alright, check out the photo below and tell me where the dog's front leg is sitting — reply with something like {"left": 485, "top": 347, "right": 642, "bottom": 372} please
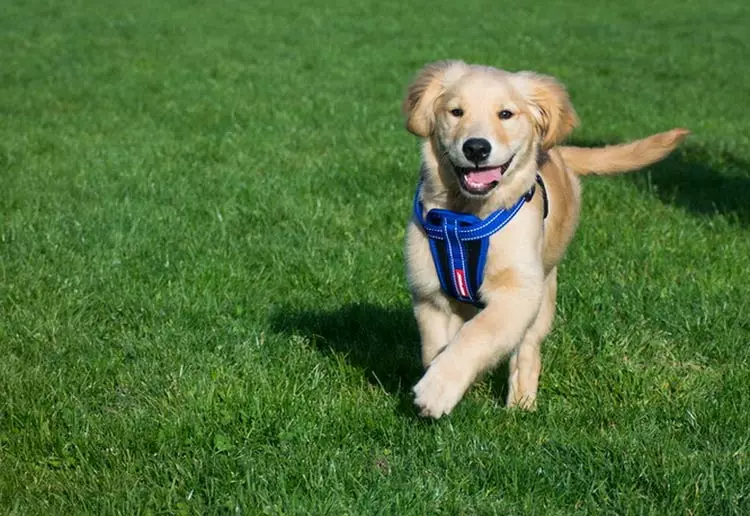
{"left": 506, "top": 269, "right": 558, "bottom": 410}
{"left": 413, "top": 275, "right": 543, "bottom": 418}
{"left": 414, "top": 299, "right": 465, "bottom": 368}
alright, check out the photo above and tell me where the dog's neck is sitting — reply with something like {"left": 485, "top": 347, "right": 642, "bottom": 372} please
{"left": 419, "top": 139, "right": 540, "bottom": 219}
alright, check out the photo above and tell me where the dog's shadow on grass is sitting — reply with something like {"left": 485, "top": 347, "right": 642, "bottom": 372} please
{"left": 270, "top": 302, "right": 513, "bottom": 415}
{"left": 571, "top": 139, "right": 750, "bottom": 225}
{"left": 270, "top": 303, "right": 424, "bottom": 415}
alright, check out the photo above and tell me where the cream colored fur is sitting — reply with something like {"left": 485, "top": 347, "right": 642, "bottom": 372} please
{"left": 403, "top": 60, "right": 689, "bottom": 418}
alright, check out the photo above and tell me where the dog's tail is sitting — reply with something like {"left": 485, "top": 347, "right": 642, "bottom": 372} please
{"left": 558, "top": 128, "right": 689, "bottom": 176}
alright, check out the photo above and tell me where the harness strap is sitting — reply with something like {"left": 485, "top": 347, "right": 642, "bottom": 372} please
{"left": 537, "top": 174, "right": 549, "bottom": 218}
{"left": 413, "top": 175, "right": 548, "bottom": 306}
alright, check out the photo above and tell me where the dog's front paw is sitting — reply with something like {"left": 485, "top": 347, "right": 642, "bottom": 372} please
{"left": 412, "top": 356, "right": 471, "bottom": 419}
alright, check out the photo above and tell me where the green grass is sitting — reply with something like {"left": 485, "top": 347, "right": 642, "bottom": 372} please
{"left": 1, "top": 0, "right": 749, "bottom": 513}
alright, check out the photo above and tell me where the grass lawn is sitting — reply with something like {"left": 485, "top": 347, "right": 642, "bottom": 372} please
{"left": 1, "top": 0, "right": 749, "bottom": 513}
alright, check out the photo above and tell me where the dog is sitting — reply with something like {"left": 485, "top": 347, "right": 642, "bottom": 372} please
{"left": 402, "top": 60, "right": 688, "bottom": 418}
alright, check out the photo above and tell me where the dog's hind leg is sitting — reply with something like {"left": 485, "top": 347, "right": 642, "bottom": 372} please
{"left": 506, "top": 268, "right": 557, "bottom": 410}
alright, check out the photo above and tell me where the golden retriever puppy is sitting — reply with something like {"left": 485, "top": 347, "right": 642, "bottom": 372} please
{"left": 403, "top": 60, "right": 688, "bottom": 418}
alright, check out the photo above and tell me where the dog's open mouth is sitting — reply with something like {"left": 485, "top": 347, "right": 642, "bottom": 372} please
{"left": 456, "top": 156, "right": 514, "bottom": 196}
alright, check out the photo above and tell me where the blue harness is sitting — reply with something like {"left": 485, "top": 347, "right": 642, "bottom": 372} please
{"left": 413, "top": 175, "right": 548, "bottom": 307}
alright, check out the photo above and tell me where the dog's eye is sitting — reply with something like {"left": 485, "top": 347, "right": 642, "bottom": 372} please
{"left": 498, "top": 110, "right": 513, "bottom": 120}
{"left": 450, "top": 108, "right": 464, "bottom": 117}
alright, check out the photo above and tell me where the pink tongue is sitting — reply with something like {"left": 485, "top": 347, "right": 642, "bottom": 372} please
{"left": 465, "top": 167, "right": 502, "bottom": 187}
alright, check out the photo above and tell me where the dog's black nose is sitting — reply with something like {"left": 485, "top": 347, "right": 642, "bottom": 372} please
{"left": 462, "top": 138, "right": 492, "bottom": 165}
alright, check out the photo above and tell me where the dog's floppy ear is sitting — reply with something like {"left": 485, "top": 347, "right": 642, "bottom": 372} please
{"left": 403, "top": 60, "right": 469, "bottom": 137}
{"left": 512, "top": 72, "right": 578, "bottom": 149}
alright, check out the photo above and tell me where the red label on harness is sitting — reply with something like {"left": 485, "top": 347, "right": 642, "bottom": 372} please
{"left": 454, "top": 269, "right": 469, "bottom": 298}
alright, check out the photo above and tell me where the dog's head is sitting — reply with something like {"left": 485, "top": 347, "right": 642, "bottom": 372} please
{"left": 403, "top": 61, "right": 578, "bottom": 198}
